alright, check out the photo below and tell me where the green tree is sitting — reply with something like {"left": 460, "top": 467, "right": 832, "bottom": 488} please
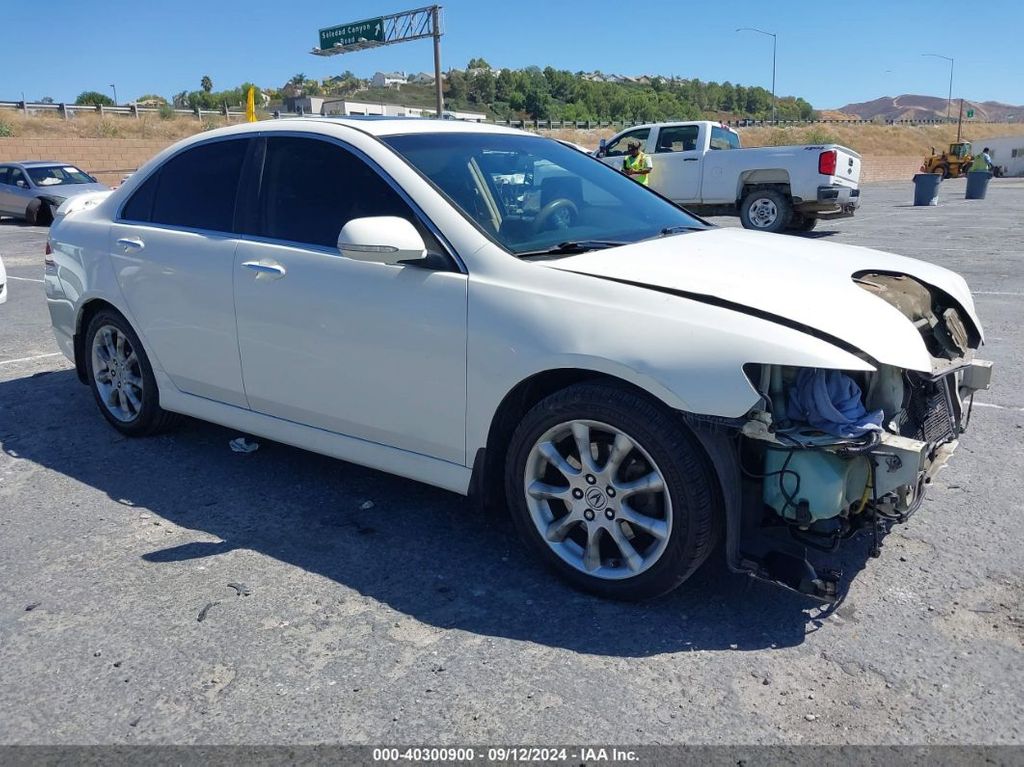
{"left": 468, "top": 70, "right": 495, "bottom": 104}
{"left": 467, "top": 57, "right": 491, "bottom": 69}
{"left": 445, "top": 69, "right": 468, "bottom": 103}
{"left": 201, "top": 75, "right": 213, "bottom": 93}
{"left": 75, "top": 91, "right": 114, "bottom": 106}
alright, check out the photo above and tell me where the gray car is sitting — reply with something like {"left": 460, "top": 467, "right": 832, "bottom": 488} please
{"left": 0, "top": 161, "right": 109, "bottom": 226}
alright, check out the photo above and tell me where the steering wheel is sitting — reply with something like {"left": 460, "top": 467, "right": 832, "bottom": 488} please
{"left": 531, "top": 198, "right": 578, "bottom": 235}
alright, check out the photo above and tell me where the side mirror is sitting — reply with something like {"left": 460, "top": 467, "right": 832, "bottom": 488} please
{"left": 337, "top": 216, "right": 427, "bottom": 265}
{"left": 596, "top": 138, "right": 607, "bottom": 157}
{"left": 16, "top": 180, "right": 27, "bottom": 188}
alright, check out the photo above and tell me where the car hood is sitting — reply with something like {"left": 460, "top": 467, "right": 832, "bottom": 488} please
{"left": 545, "top": 227, "right": 983, "bottom": 372}
{"left": 36, "top": 182, "right": 110, "bottom": 201}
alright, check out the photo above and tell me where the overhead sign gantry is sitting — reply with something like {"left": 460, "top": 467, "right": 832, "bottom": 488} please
{"left": 312, "top": 6, "right": 444, "bottom": 119}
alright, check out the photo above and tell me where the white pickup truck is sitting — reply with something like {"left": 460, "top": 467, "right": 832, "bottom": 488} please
{"left": 596, "top": 121, "right": 861, "bottom": 233}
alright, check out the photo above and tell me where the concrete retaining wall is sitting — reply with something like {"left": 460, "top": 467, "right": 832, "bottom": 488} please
{"left": 0, "top": 138, "right": 169, "bottom": 185}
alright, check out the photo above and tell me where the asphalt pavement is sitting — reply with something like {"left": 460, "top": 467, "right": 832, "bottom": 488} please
{"left": 1, "top": 179, "right": 1022, "bottom": 745}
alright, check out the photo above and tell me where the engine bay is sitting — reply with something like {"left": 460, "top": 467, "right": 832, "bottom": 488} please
{"left": 731, "top": 273, "right": 992, "bottom": 600}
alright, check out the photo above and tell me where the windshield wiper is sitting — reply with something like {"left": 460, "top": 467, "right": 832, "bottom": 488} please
{"left": 658, "top": 225, "right": 705, "bottom": 236}
{"left": 519, "top": 240, "right": 627, "bottom": 259}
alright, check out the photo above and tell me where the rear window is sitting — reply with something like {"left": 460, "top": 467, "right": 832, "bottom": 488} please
{"left": 129, "top": 139, "right": 248, "bottom": 232}
{"left": 710, "top": 126, "right": 740, "bottom": 150}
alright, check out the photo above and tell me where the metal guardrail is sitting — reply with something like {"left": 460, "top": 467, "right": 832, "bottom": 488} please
{"left": 0, "top": 100, "right": 252, "bottom": 120}
{"left": 0, "top": 99, "right": 1010, "bottom": 129}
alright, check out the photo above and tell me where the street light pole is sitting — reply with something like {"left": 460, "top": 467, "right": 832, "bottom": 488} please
{"left": 737, "top": 27, "right": 777, "bottom": 124}
{"left": 922, "top": 53, "right": 954, "bottom": 120}
{"left": 109, "top": 83, "right": 118, "bottom": 106}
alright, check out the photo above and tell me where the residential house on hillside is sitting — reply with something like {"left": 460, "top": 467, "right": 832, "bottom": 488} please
{"left": 408, "top": 72, "right": 436, "bottom": 85}
{"left": 371, "top": 71, "right": 407, "bottom": 88}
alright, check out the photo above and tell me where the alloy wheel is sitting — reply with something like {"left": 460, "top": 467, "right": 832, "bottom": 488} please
{"left": 90, "top": 324, "right": 145, "bottom": 422}
{"left": 523, "top": 419, "right": 673, "bottom": 580}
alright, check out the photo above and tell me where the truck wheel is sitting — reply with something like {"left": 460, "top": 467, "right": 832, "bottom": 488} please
{"left": 740, "top": 189, "right": 791, "bottom": 233}
{"left": 932, "top": 164, "right": 949, "bottom": 179}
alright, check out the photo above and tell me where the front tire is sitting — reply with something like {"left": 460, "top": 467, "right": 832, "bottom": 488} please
{"left": 739, "top": 188, "right": 792, "bottom": 233}
{"left": 84, "top": 309, "right": 180, "bottom": 436}
{"left": 25, "top": 198, "right": 53, "bottom": 226}
{"left": 505, "top": 382, "right": 719, "bottom": 601}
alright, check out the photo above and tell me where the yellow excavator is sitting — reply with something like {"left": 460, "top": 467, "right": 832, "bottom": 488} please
{"left": 922, "top": 141, "right": 973, "bottom": 178}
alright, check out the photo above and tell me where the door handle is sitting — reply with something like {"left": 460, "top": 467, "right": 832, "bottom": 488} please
{"left": 242, "top": 260, "right": 287, "bottom": 278}
{"left": 117, "top": 237, "right": 144, "bottom": 251}
{"left": 682, "top": 158, "right": 699, "bottom": 162}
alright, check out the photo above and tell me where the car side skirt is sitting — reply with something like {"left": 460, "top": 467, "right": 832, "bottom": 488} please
{"left": 157, "top": 376, "right": 473, "bottom": 496}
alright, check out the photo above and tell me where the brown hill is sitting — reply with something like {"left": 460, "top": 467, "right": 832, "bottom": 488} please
{"left": 839, "top": 95, "right": 1024, "bottom": 122}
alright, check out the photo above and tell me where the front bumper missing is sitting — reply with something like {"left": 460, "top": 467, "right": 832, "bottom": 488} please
{"left": 731, "top": 359, "right": 992, "bottom": 603}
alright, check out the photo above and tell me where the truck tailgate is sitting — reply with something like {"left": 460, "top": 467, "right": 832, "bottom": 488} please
{"left": 830, "top": 147, "right": 861, "bottom": 188}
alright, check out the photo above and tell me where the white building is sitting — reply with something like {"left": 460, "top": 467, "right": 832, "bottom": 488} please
{"left": 370, "top": 71, "right": 408, "bottom": 89}
{"left": 321, "top": 99, "right": 426, "bottom": 118}
{"left": 978, "top": 135, "right": 1024, "bottom": 177}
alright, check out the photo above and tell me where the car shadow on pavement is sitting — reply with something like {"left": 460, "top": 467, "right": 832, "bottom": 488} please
{"left": 1, "top": 370, "right": 878, "bottom": 657}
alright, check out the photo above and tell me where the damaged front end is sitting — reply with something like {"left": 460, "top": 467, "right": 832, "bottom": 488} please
{"left": 729, "top": 273, "right": 993, "bottom": 601}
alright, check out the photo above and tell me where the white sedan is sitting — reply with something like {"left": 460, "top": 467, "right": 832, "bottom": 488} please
{"left": 45, "top": 118, "right": 991, "bottom": 601}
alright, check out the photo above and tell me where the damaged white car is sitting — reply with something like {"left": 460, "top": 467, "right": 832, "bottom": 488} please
{"left": 45, "top": 119, "right": 992, "bottom": 601}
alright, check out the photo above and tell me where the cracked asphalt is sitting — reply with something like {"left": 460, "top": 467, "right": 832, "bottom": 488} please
{"left": 0, "top": 179, "right": 1022, "bottom": 745}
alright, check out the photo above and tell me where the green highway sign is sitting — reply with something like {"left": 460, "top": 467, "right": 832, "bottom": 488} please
{"left": 966, "top": 109, "right": 975, "bottom": 118}
{"left": 319, "top": 17, "right": 384, "bottom": 49}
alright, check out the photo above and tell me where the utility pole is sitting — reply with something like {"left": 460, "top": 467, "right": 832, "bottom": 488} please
{"left": 432, "top": 5, "right": 443, "bottom": 118}
{"left": 922, "top": 53, "right": 954, "bottom": 120}
{"left": 109, "top": 83, "right": 118, "bottom": 105}
{"left": 737, "top": 28, "right": 777, "bottom": 124}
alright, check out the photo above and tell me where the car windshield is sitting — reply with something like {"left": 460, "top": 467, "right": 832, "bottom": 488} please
{"left": 25, "top": 165, "right": 95, "bottom": 187}
{"left": 384, "top": 132, "right": 707, "bottom": 256}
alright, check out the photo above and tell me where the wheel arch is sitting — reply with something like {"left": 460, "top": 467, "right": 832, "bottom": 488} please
{"left": 73, "top": 298, "right": 130, "bottom": 383}
{"left": 737, "top": 172, "right": 792, "bottom": 203}
{"left": 469, "top": 368, "right": 731, "bottom": 523}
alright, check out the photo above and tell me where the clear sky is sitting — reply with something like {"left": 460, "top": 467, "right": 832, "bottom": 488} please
{"left": 5, "top": 0, "right": 1023, "bottom": 109}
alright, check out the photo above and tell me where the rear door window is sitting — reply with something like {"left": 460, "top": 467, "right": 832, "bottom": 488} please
{"left": 710, "top": 126, "right": 740, "bottom": 150}
{"left": 121, "top": 173, "right": 159, "bottom": 222}
{"left": 145, "top": 139, "right": 249, "bottom": 232}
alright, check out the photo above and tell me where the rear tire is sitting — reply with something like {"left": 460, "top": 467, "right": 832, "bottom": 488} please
{"left": 84, "top": 309, "right": 181, "bottom": 436}
{"left": 504, "top": 381, "right": 719, "bottom": 601}
{"left": 933, "top": 164, "right": 949, "bottom": 179}
{"left": 739, "top": 188, "right": 792, "bottom": 233}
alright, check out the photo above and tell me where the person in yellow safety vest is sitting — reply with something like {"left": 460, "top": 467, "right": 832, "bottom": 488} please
{"left": 622, "top": 140, "right": 653, "bottom": 185}
{"left": 970, "top": 147, "right": 993, "bottom": 173}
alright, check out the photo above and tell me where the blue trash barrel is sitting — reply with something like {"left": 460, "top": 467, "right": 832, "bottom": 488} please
{"left": 913, "top": 173, "right": 942, "bottom": 206}
{"left": 966, "top": 171, "right": 992, "bottom": 200}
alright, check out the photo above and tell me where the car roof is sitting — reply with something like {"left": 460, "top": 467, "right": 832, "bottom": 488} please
{"left": 171, "top": 117, "right": 529, "bottom": 145}
{"left": 10, "top": 161, "right": 70, "bottom": 167}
